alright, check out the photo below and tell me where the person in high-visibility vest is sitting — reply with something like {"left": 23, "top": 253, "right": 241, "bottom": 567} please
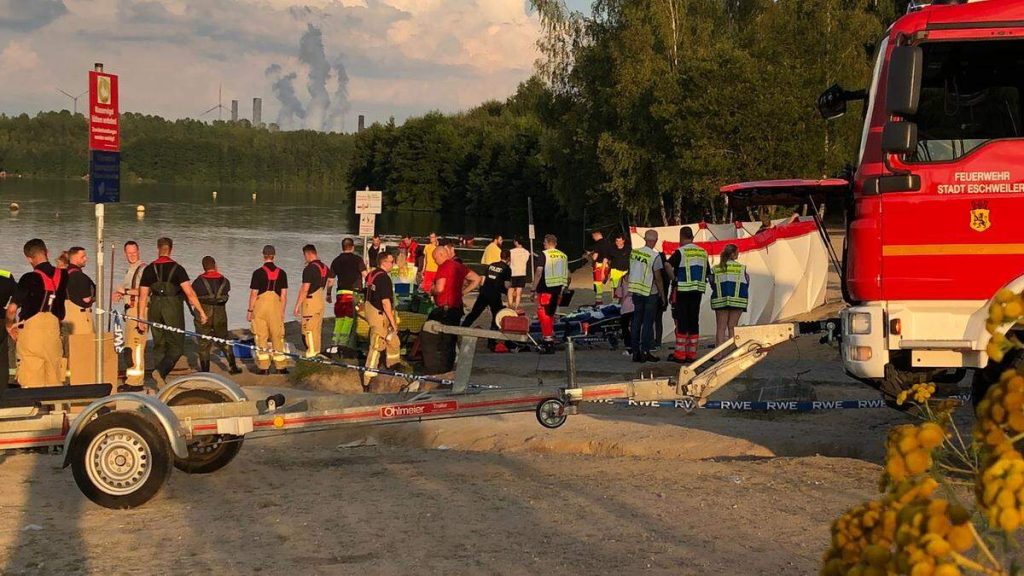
{"left": 628, "top": 229, "right": 667, "bottom": 363}
{"left": 709, "top": 243, "right": 750, "bottom": 348}
{"left": 0, "top": 266, "right": 15, "bottom": 386}
{"left": 667, "top": 227, "right": 709, "bottom": 363}
{"left": 533, "top": 234, "right": 568, "bottom": 351}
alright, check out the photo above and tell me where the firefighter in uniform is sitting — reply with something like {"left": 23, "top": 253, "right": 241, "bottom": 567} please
{"left": 248, "top": 245, "right": 289, "bottom": 375}
{"left": 5, "top": 239, "right": 67, "bottom": 387}
{"left": 113, "top": 241, "right": 146, "bottom": 387}
{"left": 533, "top": 234, "right": 568, "bottom": 352}
{"left": 192, "top": 256, "right": 242, "bottom": 374}
{"left": 294, "top": 244, "right": 329, "bottom": 358}
{"left": 709, "top": 243, "right": 750, "bottom": 348}
{"left": 64, "top": 247, "right": 95, "bottom": 335}
{"left": 1, "top": 267, "right": 17, "bottom": 386}
{"left": 364, "top": 252, "right": 401, "bottom": 379}
{"left": 137, "top": 237, "right": 208, "bottom": 388}
{"left": 628, "top": 229, "right": 667, "bottom": 363}
{"left": 667, "top": 227, "right": 709, "bottom": 363}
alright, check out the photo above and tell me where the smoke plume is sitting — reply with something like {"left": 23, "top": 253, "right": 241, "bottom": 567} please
{"left": 267, "top": 24, "right": 351, "bottom": 132}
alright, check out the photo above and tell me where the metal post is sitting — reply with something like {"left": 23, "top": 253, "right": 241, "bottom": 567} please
{"left": 95, "top": 203, "right": 104, "bottom": 384}
{"left": 565, "top": 337, "right": 577, "bottom": 389}
{"left": 362, "top": 186, "right": 370, "bottom": 263}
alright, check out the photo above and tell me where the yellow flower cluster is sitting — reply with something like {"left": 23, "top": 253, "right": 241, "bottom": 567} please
{"left": 822, "top": 479, "right": 974, "bottom": 576}
{"left": 985, "top": 289, "right": 1023, "bottom": 362}
{"left": 973, "top": 370, "right": 1024, "bottom": 449}
{"left": 977, "top": 444, "right": 1024, "bottom": 533}
{"left": 884, "top": 424, "right": 947, "bottom": 485}
{"left": 896, "top": 383, "right": 936, "bottom": 407}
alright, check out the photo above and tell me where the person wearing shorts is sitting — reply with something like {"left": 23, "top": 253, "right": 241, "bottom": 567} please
{"left": 508, "top": 237, "right": 530, "bottom": 311}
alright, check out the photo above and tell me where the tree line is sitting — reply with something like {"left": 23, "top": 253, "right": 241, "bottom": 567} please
{"left": 0, "top": 0, "right": 911, "bottom": 226}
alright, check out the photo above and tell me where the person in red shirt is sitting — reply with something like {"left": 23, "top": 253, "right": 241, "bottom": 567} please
{"left": 421, "top": 241, "right": 481, "bottom": 373}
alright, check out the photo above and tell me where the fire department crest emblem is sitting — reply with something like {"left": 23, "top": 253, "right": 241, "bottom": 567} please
{"left": 970, "top": 201, "right": 991, "bottom": 232}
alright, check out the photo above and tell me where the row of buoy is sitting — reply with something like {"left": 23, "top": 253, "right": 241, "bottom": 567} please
{"left": 8, "top": 191, "right": 251, "bottom": 214}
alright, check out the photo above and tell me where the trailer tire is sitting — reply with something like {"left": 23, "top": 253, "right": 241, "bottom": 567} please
{"left": 536, "top": 399, "right": 567, "bottom": 429}
{"left": 166, "top": 389, "right": 244, "bottom": 474}
{"left": 70, "top": 410, "right": 172, "bottom": 509}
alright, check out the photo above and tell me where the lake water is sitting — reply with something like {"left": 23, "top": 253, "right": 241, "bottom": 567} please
{"left": 0, "top": 179, "right": 585, "bottom": 327}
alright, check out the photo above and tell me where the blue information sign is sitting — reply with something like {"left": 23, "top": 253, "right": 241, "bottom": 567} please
{"left": 89, "top": 150, "right": 120, "bottom": 203}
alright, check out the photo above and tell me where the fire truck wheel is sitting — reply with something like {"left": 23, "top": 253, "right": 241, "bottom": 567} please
{"left": 536, "top": 399, "right": 567, "bottom": 429}
{"left": 880, "top": 363, "right": 936, "bottom": 411}
{"left": 972, "top": 348, "right": 1023, "bottom": 408}
{"left": 70, "top": 410, "right": 172, "bottom": 509}
{"left": 166, "top": 389, "right": 244, "bottom": 474}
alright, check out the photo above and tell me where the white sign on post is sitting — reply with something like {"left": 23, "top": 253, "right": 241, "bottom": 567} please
{"left": 355, "top": 190, "right": 383, "bottom": 214}
{"left": 528, "top": 224, "right": 536, "bottom": 240}
{"left": 359, "top": 213, "right": 376, "bottom": 236}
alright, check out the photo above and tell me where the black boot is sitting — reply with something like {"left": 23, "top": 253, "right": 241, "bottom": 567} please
{"left": 226, "top": 350, "right": 243, "bottom": 375}
{"left": 199, "top": 358, "right": 211, "bottom": 373}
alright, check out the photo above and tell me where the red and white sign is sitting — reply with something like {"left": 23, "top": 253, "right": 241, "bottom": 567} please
{"left": 89, "top": 71, "right": 120, "bottom": 151}
{"left": 379, "top": 401, "right": 458, "bottom": 419}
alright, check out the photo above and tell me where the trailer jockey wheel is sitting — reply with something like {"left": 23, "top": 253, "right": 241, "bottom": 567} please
{"left": 166, "top": 389, "right": 244, "bottom": 474}
{"left": 69, "top": 410, "right": 172, "bottom": 509}
{"left": 536, "top": 399, "right": 567, "bottom": 429}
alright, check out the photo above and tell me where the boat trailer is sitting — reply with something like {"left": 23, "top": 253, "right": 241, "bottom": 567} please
{"left": 0, "top": 319, "right": 832, "bottom": 509}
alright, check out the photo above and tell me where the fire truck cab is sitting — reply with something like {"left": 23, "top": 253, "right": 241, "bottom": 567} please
{"left": 734, "top": 0, "right": 1024, "bottom": 402}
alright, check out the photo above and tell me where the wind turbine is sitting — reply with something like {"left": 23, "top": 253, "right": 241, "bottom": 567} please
{"left": 57, "top": 88, "right": 89, "bottom": 115}
{"left": 200, "top": 84, "right": 227, "bottom": 121}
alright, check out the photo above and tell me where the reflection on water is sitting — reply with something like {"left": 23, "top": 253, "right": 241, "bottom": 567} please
{"left": 0, "top": 180, "right": 584, "bottom": 326}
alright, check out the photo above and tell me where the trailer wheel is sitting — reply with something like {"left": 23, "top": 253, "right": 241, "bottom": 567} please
{"left": 536, "top": 399, "right": 567, "bottom": 429}
{"left": 166, "top": 389, "right": 244, "bottom": 474}
{"left": 70, "top": 410, "right": 172, "bottom": 509}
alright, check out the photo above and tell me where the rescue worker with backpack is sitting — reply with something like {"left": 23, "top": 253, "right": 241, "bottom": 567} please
{"left": 667, "top": 227, "right": 710, "bottom": 363}
{"left": 709, "top": 243, "right": 750, "bottom": 348}
{"left": 191, "top": 256, "right": 242, "bottom": 375}
{"left": 248, "top": 245, "right": 289, "bottom": 375}
{"left": 4, "top": 239, "right": 66, "bottom": 387}
{"left": 294, "top": 244, "right": 329, "bottom": 358}
{"left": 533, "top": 234, "right": 568, "bottom": 352}
{"left": 137, "top": 237, "right": 208, "bottom": 388}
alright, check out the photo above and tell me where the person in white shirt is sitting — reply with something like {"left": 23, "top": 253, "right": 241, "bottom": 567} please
{"left": 508, "top": 237, "right": 531, "bottom": 311}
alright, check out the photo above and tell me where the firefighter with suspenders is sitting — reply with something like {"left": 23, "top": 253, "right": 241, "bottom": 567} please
{"left": 5, "top": 239, "right": 67, "bottom": 387}
{"left": 364, "top": 252, "right": 401, "bottom": 383}
{"left": 191, "top": 256, "right": 242, "bottom": 375}
{"left": 64, "top": 246, "right": 96, "bottom": 335}
{"left": 294, "top": 244, "right": 329, "bottom": 358}
{"left": 248, "top": 245, "right": 289, "bottom": 375}
{"left": 114, "top": 241, "right": 147, "bottom": 387}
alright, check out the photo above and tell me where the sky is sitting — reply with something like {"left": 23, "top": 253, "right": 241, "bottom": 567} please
{"left": 0, "top": 0, "right": 592, "bottom": 131}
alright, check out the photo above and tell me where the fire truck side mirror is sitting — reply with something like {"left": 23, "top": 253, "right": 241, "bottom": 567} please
{"left": 881, "top": 121, "right": 918, "bottom": 155}
{"left": 817, "top": 84, "right": 848, "bottom": 120}
{"left": 885, "top": 46, "right": 923, "bottom": 116}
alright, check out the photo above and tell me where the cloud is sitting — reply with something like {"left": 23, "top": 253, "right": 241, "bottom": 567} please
{"left": 0, "top": 0, "right": 68, "bottom": 31}
{"left": 0, "top": 0, "right": 542, "bottom": 128}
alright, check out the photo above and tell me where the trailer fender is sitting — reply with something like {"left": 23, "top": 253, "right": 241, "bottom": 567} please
{"left": 62, "top": 393, "right": 189, "bottom": 468}
{"left": 967, "top": 274, "right": 1024, "bottom": 355}
{"left": 158, "top": 372, "right": 248, "bottom": 404}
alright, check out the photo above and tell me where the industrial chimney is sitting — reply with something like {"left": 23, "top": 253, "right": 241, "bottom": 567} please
{"left": 252, "top": 97, "right": 262, "bottom": 127}
{"left": 230, "top": 100, "right": 238, "bottom": 122}
{"left": 358, "top": 115, "right": 365, "bottom": 133}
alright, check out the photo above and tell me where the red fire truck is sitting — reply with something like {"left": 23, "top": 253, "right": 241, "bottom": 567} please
{"left": 726, "top": 0, "right": 1024, "bottom": 403}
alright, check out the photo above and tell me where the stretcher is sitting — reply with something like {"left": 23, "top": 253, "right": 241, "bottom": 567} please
{"left": 0, "top": 318, "right": 838, "bottom": 510}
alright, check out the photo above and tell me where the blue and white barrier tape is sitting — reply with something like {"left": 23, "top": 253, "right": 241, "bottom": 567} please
{"left": 595, "top": 394, "right": 972, "bottom": 412}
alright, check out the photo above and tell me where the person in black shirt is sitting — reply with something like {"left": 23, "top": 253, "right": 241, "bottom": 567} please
{"left": 328, "top": 238, "right": 367, "bottom": 350}
{"left": 191, "top": 256, "right": 241, "bottom": 375}
{"left": 366, "top": 235, "right": 386, "bottom": 268}
{"left": 462, "top": 250, "right": 512, "bottom": 351}
{"left": 364, "top": 252, "right": 401, "bottom": 374}
{"left": 0, "top": 266, "right": 17, "bottom": 386}
{"left": 294, "top": 244, "right": 329, "bottom": 358}
{"left": 587, "top": 230, "right": 612, "bottom": 305}
{"left": 64, "top": 246, "right": 96, "bottom": 335}
{"left": 138, "top": 237, "right": 208, "bottom": 387}
{"left": 248, "top": 245, "right": 289, "bottom": 374}
{"left": 607, "top": 234, "right": 631, "bottom": 291}
{"left": 5, "top": 239, "right": 67, "bottom": 387}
